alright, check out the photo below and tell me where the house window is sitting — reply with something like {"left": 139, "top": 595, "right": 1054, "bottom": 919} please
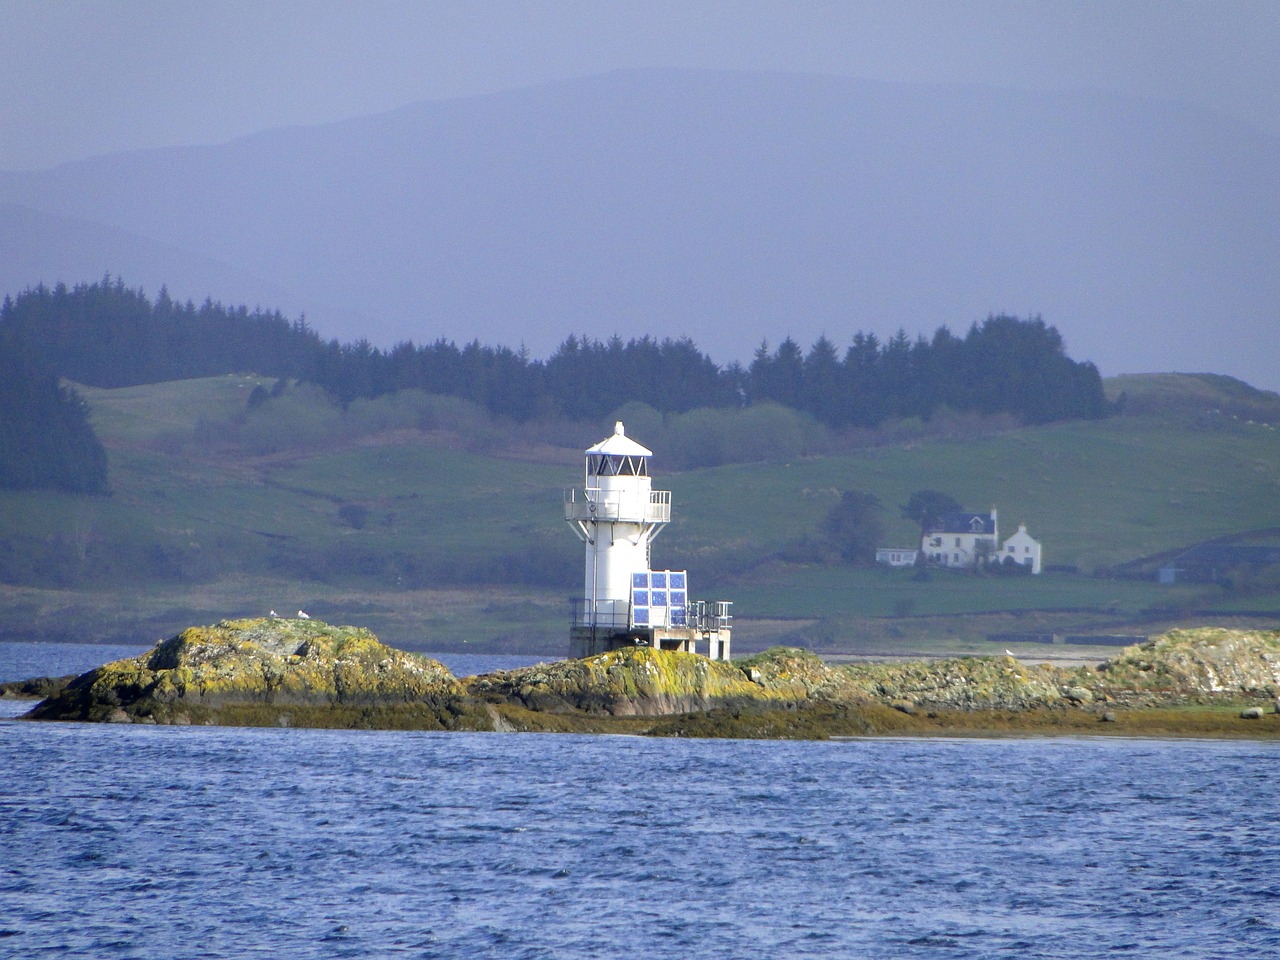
{"left": 1025, "top": 547, "right": 1030, "bottom": 553}
{"left": 955, "top": 537, "right": 961, "bottom": 548}
{"left": 953, "top": 553, "right": 960, "bottom": 563}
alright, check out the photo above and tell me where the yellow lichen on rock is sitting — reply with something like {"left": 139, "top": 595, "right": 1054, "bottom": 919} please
{"left": 468, "top": 646, "right": 781, "bottom": 716}
{"left": 21, "top": 621, "right": 1280, "bottom": 737}
{"left": 735, "top": 647, "right": 868, "bottom": 701}
{"left": 29, "top": 617, "right": 479, "bottom": 729}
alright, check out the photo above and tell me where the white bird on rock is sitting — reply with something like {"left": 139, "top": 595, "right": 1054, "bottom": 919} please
{"left": 298, "top": 610, "right": 310, "bottom": 619}
{"left": 269, "top": 610, "right": 278, "bottom": 618}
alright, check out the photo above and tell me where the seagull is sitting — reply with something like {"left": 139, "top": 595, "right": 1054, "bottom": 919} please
{"left": 269, "top": 610, "right": 278, "bottom": 618}
{"left": 298, "top": 610, "right": 310, "bottom": 619}
{"left": 1005, "top": 649, "right": 1016, "bottom": 657}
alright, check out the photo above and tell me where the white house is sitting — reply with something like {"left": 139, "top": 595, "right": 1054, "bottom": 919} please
{"left": 921, "top": 509, "right": 999, "bottom": 569}
{"left": 915, "top": 508, "right": 1044, "bottom": 575}
{"left": 999, "top": 523, "right": 1043, "bottom": 574}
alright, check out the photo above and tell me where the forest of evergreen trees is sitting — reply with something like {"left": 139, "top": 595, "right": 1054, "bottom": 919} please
{"left": 2, "top": 277, "right": 322, "bottom": 388}
{"left": 1, "top": 277, "right": 1110, "bottom": 491}
{"left": 0, "top": 326, "right": 107, "bottom": 493}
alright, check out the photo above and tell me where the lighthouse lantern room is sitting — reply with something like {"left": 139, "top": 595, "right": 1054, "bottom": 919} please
{"left": 564, "top": 422, "right": 732, "bottom": 660}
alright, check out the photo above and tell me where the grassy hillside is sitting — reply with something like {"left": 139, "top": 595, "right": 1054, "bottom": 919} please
{"left": 666, "top": 414, "right": 1280, "bottom": 570}
{"left": 1, "top": 373, "right": 1278, "bottom": 655}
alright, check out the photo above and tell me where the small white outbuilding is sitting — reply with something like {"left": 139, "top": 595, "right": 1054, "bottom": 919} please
{"left": 1000, "top": 523, "right": 1043, "bottom": 574}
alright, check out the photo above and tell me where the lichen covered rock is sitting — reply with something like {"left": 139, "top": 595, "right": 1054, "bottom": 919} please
{"left": 1096, "top": 628, "right": 1280, "bottom": 700}
{"left": 736, "top": 647, "right": 869, "bottom": 702}
{"left": 20, "top": 621, "right": 1280, "bottom": 738}
{"left": 468, "top": 646, "right": 783, "bottom": 716}
{"left": 838, "top": 654, "right": 1067, "bottom": 711}
{"left": 28, "top": 617, "right": 483, "bottom": 729}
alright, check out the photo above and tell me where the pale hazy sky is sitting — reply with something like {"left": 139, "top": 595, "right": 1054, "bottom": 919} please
{"left": 2, "top": 0, "right": 1278, "bottom": 171}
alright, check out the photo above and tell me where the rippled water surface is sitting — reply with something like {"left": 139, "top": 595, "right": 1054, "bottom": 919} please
{"left": 3, "top": 713, "right": 1279, "bottom": 959}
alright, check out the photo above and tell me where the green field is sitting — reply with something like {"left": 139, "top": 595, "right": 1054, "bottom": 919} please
{"left": 665, "top": 416, "right": 1280, "bottom": 569}
{"left": 1, "top": 372, "right": 1278, "bottom": 655}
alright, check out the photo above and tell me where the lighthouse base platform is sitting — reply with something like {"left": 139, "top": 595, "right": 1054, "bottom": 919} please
{"left": 570, "top": 625, "right": 732, "bottom": 662}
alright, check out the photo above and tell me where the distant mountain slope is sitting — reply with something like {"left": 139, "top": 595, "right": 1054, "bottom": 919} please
{"left": 1, "top": 69, "right": 1276, "bottom": 389}
{"left": 0, "top": 202, "right": 294, "bottom": 313}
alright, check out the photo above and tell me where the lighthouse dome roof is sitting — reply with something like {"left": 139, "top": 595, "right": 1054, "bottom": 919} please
{"left": 586, "top": 421, "right": 652, "bottom": 457}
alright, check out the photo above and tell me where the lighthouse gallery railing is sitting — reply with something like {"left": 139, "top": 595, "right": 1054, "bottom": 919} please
{"left": 563, "top": 488, "right": 671, "bottom": 524}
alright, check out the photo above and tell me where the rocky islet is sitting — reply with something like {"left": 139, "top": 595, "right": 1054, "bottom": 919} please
{"left": 14, "top": 618, "right": 1280, "bottom": 737}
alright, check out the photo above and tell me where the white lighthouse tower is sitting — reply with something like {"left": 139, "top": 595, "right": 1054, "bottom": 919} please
{"left": 564, "top": 421, "right": 731, "bottom": 660}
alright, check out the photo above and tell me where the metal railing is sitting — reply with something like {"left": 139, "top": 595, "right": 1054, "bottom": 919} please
{"left": 564, "top": 488, "right": 671, "bottom": 524}
{"left": 570, "top": 598, "right": 631, "bottom": 630}
{"left": 571, "top": 598, "right": 732, "bottom": 633}
{"left": 687, "top": 600, "right": 733, "bottom": 632}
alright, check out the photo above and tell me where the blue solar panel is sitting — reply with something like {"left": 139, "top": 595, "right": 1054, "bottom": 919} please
{"left": 630, "top": 570, "right": 690, "bottom": 630}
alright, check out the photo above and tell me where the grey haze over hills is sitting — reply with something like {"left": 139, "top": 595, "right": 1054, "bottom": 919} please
{"left": 1, "top": 68, "right": 1276, "bottom": 390}
{"left": 0, "top": 202, "right": 292, "bottom": 314}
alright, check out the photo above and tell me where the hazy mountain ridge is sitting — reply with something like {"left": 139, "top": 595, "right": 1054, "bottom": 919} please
{"left": 0, "top": 202, "right": 291, "bottom": 313}
{"left": 1, "top": 68, "right": 1276, "bottom": 388}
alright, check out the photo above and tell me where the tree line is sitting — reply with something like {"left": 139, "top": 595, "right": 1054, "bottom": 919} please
{"left": 2, "top": 277, "right": 321, "bottom": 388}
{"left": 307, "top": 317, "right": 1109, "bottom": 426}
{"left": 1, "top": 277, "right": 1110, "bottom": 491}
{"left": 0, "top": 326, "right": 107, "bottom": 493}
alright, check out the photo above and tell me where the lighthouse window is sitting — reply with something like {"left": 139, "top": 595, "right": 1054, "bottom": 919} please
{"left": 651, "top": 572, "right": 667, "bottom": 588}
{"left": 651, "top": 591, "right": 667, "bottom": 607}
{"left": 670, "top": 591, "right": 686, "bottom": 607}
{"left": 633, "top": 572, "right": 649, "bottom": 589}
{"left": 633, "top": 607, "right": 650, "bottom": 625}
{"left": 633, "top": 590, "right": 649, "bottom": 607}
{"left": 669, "top": 572, "right": 685, "bottom": 589}
{"left": 671, "top": 606, "right": 687, "bottom": 626}
{"left": 588, "top": 453, "right": 649, "bottom": 476}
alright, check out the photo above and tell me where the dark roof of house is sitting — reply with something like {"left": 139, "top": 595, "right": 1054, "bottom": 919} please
{"left": 1166, "top": 544, "right": 1280, "bottom": 568}
{"left": 928, "top": 512, "right": 996, "bottom": 535}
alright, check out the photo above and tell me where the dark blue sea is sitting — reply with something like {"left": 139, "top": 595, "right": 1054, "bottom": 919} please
{"left": 2, "top": 643, "right": 1279, "bottom": 959}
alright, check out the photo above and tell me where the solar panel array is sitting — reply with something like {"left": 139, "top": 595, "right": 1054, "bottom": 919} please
{"left": 631, "top": 570, "right": 688, "bottom": 627}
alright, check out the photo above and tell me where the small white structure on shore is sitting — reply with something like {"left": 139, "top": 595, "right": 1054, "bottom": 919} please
{"left": 875, "top": 547, "right": 919, "bottom": 568}
{"left": 564, "top": 422, "right": 732, "bottom": 660}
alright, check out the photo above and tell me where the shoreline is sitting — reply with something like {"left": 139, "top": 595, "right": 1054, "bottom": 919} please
{"left": 8, "top": 621, "right": 1280, "bottom": 742}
